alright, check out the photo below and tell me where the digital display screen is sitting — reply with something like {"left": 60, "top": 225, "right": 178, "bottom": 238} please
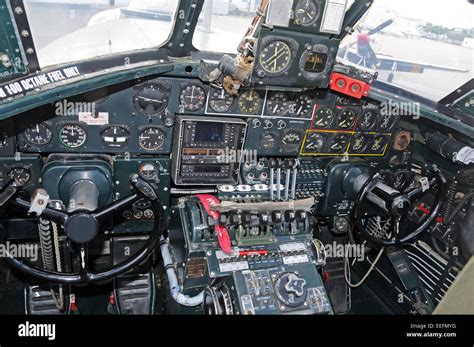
{"left": 304, "top": 53, "right": 328, "bottom": 73}
{"left": 195, "top": 122, "right": 224, "bottom": 143}
{"left": 193, "top": 166, "right": 222, "bottom": 173}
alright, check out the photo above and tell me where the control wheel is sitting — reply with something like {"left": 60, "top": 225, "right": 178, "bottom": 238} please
{"left": 274, "top": 272, "right": 307, "bottom": 308}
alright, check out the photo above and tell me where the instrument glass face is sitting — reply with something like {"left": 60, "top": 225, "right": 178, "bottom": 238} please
{"left": 59, "top": 124, "right": 87, "bottom": 148}
{"left": 294, "top": 0, "right": 319, "bottom": 26}
{"left": 24, "top": 123, "right": 52, "bottom": 146}
{"left": 180, "top": 85, "right": 206, "bottom": 112}
{"left": 259, "top": 40, "right": 292, "bottom": 75}
{"left": 138, "top": 127, "right": 166, "bottom": 151}
{"left": 238, "top": 90, "right": 263, "bottom": 114}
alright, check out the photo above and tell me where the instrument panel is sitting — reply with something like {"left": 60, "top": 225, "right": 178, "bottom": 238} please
{"left": 10, "top": 77, "right": 399, "bottom": 160}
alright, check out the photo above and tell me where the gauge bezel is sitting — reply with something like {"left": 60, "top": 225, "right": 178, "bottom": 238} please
{"left": 266, "top": 91, "right": 290, "bottom": 117}
{"left": 337, "top": 108, "right": 358, "bottom": 130}
{"left": 100, "top": 125, "right": 131, "bottom": 149}
{"left": 328, "top": 133, "right": 351, "bottom": 154}
{"left": 23, "top": 122, "right": 53, "bottom": 146}
{"left": 179, "top": 84, "right": 207, "bottom": 112}
{"left": 294, "top": 0, "right": 320, "bottom": 27}
{"left": 138, "top": 126, "right": 167, "bottom": 151}
{"left": 281, "top": 129, "right": 304, "bottom": 153}
{"left": 358, "top": 109, "right": 379, "bottom": 131}
{"left": 133, "top": 82, "right": 170, "bottom": 117}
{"left": 302, "top": 131, "right": 326, "bottom": 153}
{"left": 256, "top": 36, "right": 299, "bottom": 77}
{"left": 238, "top": 89, "right": 263, "bottom": 115}
{"left": 58, "top": 123, "right": 88, "bottom": 149}
{"left": 312, "top": 107, "right": 335, "bottom": 128}
{"left": 208, "top": 87, "right": 235, "bottom": 113}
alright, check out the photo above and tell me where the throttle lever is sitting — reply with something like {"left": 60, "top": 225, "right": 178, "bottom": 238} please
{"left": 130, "top": 174, "right": 158, "bottom": 200}
{"left": 0, "top": 180, "right": 21, "bottom": 207}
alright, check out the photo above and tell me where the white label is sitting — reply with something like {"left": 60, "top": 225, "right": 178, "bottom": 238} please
{"left": 279, "top": 242, "right": 306, "bottom": 252}
{"left": 282, "top": 254, "right": 309, "bottom": 265}
{"left": 320, "top": 0, "right": 348, "bottom": 34}
{"left": 78, "top": 112, "right": 109, "bottom": 125}
{"left": 219, "top": 261, "right": 249, "bottom": 272}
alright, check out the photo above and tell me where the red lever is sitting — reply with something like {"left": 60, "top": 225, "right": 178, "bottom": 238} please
{"left": 196, "top": 195, "right": 231, "bottom": 255}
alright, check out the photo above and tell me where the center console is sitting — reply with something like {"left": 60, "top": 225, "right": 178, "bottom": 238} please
{"left": 172, "top": 116, "right": 247, "bottom": 185}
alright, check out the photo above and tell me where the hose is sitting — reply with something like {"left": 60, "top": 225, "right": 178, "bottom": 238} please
{"left": 160, "top": 237, "right": 204, "bottom": 307}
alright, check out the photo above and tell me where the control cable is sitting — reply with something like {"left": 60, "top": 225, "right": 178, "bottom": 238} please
{"left": 344, "top": 247, "right": 385, "bottom": 288}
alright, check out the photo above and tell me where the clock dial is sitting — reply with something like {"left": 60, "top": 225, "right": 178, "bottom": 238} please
{"left": 259, "top": 40, "right": 292, "bottom": 75}
{"left": 138, "top": 127, "right": 166, "bottom": 151}
{"left": 294, "top": 0, "right": 319, "bottom": 26}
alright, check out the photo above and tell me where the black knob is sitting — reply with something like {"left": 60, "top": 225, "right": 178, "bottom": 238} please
{"left": 296, "top": 210, "right": 307, "bottom": 222}
{"left": 229, "top": 213, "right": 242, "bottom": 225}
{"left": 272, "top": 210, "right": 283, "bottom": 224}
{"left": 218, "top": 213, "right": 228, "bottom": 225}
{"left": 242, "top": 213, "right": 252, "bottom": 225}
{"left": 268, "top": 158, "right": 278, "bottom": 169}
{"left": 260, "top": 212, "right": 270, "bottom": 225}
{"left": 285, "top": 210, "right": 296, "bottom": 223}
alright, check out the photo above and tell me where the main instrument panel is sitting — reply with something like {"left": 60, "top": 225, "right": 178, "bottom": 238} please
{"left": 10, "top": 77, "right": 400, "bottom": 162}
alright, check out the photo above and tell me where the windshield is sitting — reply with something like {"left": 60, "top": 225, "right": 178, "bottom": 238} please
{"left": 339, "top": 0, "right": 473, "bottom": 101}
{"left": 23, "top": 0, "right": 179, "bottom": 68}
{"left": 193, "top": 0, "right": 257, "bottom": 53}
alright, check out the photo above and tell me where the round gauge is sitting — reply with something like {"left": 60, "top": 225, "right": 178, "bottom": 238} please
{"left": 8, "top": 167, "right": 31, "bottom": 186}
{"left": 24, "top": 123, "right": 52, "bottom": 146}
{"left": 238, "top": 90, "right": 262, "bottom": 114}
{"left": 59, "top": 124, "right": 87, "bottom": 148}
{"left": 180, "top": 85, "right": 206, "bottom": 112}
{"left": 337, "top": 109, "right": 357, "bottom": 129}
{"left": 313, "top": 107, "right": 335, "bottom": 128}
{"left": 138, "top": 127, "right": 166, "bottom": 151}
{"left": 328, "top": 134, "right": 350, "bottom": 153}
{"left": 101, "top": 126, "right": 130, "bottom": 148}
{"left": 281, "top": 130, "right": 304, "bottom": 152}
{"left": 260, "top": 132, "right": 279, "bottom": 150}
{"left": 303, "top": 132, "right": 324, "bottom": 153}
{"left": 266, "top": 92, "right": 289, "bottom": 117}
{"left": 350, "top": 134, "right": 369, "bottom": 153}
{"left": 294, "top": 0, "right": 319, "bottom": 26}
{"left": 370, "top": 135, "right": 386, "bottom": 153}
{"left": 289, "top": 94, "right": 313, "bottom": 118}
{"left": 209, "top": 88, "right": 234, "bottom": 113}
{"left": 358, "top": 109, "right": 378, "bottom": 131}
{"left": 138, "top": 163, "right": 159, "bottom": 180}
{"left": 259, "top": 40, "right": 292, "bottom": 75}
{"left": 378, "top": 114, "right": 398, "bottom": 132}
{"left": 134, "top": 83, "right": 168, "bottom": 117}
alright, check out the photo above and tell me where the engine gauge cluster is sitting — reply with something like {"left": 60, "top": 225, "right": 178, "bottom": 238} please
{"left": 311, "top": 106, "right": 360, "bottom": 131}
{"left": 301, "top": 132, "right": 391, "bottom": 156}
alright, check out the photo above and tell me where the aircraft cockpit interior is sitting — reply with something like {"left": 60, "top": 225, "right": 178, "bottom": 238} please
{"left": 0, "top": 0, "right": 472, "bottom": 322}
